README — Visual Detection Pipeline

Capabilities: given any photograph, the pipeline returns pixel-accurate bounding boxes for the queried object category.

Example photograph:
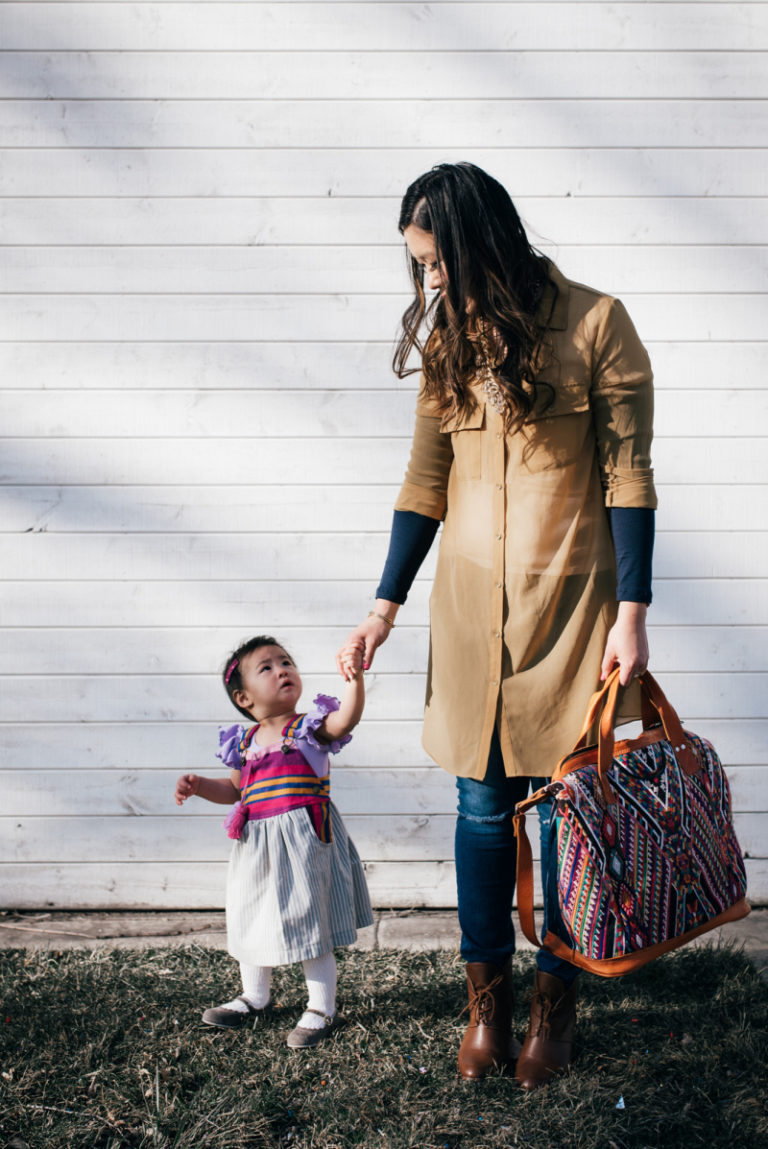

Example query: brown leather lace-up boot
[514,970,578,1091]
[457,960,515,1080]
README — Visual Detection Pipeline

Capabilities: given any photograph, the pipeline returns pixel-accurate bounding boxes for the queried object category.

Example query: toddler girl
[174,634,373,1048]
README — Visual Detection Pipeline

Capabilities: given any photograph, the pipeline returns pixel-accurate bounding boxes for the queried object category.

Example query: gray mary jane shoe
[286,1009,345,1049]
[202,996,271,1029]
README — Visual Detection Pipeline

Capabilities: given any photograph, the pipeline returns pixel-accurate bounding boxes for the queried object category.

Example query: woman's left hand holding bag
[600,601,649,686]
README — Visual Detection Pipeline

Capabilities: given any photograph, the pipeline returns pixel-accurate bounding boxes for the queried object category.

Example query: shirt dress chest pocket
[440,402,486,481]
[520,365,591,473]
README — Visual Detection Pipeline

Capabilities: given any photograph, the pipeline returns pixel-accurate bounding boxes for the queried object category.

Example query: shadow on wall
[2,7,762,766]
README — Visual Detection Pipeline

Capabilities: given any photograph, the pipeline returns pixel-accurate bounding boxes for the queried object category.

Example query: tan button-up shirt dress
[394,264,658,780]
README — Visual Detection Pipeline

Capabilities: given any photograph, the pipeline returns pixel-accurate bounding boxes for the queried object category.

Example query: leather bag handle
[556,668,700,802]
[567,667,657,757]
[553,670,622,801]
[599,669,699,790]
[512,784,558,950]
[569,668,621,754]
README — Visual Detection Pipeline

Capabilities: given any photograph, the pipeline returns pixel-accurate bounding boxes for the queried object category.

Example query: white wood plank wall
[1,2,766,910]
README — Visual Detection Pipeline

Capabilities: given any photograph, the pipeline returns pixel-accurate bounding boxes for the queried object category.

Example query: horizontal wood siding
[1,1,766,910]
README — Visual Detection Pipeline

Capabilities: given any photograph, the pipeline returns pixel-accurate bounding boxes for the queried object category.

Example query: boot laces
[460,971,504,1026]
[535,991,554,1037]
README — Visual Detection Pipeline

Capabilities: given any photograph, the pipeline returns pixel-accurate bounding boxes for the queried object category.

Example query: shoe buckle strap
[305,1008,334,1026]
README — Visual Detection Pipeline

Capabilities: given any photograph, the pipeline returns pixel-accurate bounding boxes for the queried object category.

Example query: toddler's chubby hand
[339,640,365,681]
[174,773,201,805]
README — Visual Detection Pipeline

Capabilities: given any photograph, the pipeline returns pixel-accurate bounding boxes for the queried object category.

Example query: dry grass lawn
[1,944,766,1148]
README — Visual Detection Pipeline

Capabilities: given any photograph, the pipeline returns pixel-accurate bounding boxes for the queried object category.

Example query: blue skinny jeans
[455,729,578,985]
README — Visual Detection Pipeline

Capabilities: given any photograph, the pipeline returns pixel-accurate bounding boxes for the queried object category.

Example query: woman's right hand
[336,608,397,680]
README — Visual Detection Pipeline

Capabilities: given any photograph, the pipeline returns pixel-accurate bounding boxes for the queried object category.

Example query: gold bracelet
[368,610,396,630]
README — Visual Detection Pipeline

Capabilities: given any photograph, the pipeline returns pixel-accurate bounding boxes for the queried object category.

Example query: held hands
[600,602,649,687]
[323,639,367,740]
[335,608,396,682]
[174,773,201,805]
[338,639,365,682]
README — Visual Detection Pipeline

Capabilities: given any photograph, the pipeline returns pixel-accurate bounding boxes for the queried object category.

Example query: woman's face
[403,224,447,297]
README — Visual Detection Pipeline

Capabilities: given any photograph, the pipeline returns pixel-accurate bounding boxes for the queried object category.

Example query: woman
[338,163,656,1088]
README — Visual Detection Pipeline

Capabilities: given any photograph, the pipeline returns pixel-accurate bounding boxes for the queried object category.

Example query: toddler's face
[234,645,302,720]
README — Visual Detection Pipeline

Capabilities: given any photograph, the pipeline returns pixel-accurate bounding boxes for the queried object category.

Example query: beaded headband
[224,658,239,685]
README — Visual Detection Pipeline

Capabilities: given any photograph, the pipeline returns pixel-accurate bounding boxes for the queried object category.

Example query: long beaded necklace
[475,317,508,416]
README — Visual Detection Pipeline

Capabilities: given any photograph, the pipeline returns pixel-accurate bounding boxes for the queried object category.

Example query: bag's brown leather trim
[540,899,752,978]
[513,809,542,948]
[556,726,670,777]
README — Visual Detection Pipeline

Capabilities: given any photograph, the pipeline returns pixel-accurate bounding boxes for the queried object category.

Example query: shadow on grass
[1,944,766,1149]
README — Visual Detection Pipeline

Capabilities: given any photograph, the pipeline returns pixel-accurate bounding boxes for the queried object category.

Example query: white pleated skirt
[225,802,374,966]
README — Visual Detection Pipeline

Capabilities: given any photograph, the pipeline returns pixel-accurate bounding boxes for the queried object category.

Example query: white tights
[224,953,337,1027]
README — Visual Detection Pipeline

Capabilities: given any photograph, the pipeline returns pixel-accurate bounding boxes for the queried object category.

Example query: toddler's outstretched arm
[320,643,365,742]
[174,772,241,806]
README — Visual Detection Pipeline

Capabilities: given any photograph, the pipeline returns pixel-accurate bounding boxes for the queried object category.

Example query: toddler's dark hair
[222,635,296,721]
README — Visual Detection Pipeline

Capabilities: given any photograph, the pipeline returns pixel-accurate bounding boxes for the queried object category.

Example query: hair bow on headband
[224,658,239,685]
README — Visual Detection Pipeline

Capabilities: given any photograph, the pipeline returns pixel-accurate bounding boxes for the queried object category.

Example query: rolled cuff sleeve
[591,298,658,510]
[393,410,454,521]
[602,467,657,509]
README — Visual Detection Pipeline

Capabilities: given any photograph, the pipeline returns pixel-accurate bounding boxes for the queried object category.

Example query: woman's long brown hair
[393,163,556,429]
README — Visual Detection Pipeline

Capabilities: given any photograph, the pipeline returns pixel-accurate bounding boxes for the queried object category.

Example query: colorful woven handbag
[514,668,750,976]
